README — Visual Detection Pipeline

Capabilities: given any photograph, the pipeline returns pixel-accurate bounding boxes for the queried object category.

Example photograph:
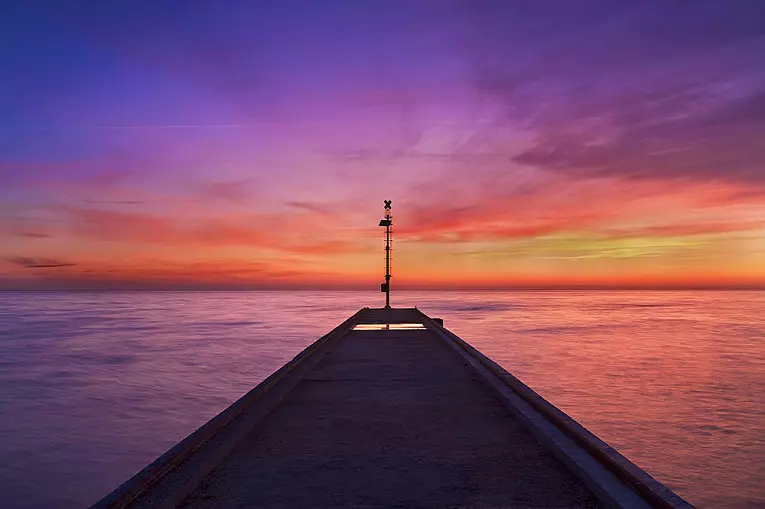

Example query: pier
[92,307,693,509]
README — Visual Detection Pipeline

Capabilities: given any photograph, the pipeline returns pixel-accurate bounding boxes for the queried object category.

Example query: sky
[1,0,764,290]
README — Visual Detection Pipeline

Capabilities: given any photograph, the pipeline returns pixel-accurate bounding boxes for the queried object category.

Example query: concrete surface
[179,308,604,508]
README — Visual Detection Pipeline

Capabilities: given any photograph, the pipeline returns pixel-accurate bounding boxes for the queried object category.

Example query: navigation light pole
[379,200,392,309]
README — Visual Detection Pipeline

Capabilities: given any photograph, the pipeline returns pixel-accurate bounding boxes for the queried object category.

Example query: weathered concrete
[179,308,603,508]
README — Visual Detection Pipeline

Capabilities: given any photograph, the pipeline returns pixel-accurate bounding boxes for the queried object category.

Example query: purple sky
[2,1,765,289]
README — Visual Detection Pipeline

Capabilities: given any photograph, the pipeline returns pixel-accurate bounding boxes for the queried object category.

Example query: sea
[0,290,763,508]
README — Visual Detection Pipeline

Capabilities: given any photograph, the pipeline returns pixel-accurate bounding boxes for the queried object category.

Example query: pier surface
[94,308,693,509]
[184,307,600,508]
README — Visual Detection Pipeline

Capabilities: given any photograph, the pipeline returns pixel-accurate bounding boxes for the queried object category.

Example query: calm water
[0,291,763,508]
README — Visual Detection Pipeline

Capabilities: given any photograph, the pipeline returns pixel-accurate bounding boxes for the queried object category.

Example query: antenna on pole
[378,200,392,309]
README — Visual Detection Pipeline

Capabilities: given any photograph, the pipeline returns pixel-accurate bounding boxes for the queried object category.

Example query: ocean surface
[0,291,763,509]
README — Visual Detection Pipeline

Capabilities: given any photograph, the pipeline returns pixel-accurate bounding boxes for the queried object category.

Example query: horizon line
[1,285,763,292]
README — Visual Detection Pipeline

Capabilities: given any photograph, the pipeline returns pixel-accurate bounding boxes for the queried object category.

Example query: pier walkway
[183,307,600,508]
[93,308,693,509]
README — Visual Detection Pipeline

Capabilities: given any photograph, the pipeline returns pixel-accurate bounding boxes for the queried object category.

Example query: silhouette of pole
[385,207,390,308]
[379,200,392,309]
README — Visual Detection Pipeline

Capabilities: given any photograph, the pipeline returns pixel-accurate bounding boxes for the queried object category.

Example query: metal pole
[385,217,391,308]
[379,200,392,309]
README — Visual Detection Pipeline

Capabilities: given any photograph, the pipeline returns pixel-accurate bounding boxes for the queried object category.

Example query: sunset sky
[1,0,764,289]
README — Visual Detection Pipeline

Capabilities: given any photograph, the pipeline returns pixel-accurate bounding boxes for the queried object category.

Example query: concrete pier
[92,308,694,509]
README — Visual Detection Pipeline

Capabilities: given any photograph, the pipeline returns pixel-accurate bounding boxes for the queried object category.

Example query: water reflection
[0,290,763,508]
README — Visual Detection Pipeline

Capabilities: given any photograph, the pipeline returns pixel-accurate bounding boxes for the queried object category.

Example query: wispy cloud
[82,198,146,205]
[6,256,76,268]
[16,231,53,238]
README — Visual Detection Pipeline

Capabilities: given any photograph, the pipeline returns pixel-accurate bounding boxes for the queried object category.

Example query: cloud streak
[6,256,76,269]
